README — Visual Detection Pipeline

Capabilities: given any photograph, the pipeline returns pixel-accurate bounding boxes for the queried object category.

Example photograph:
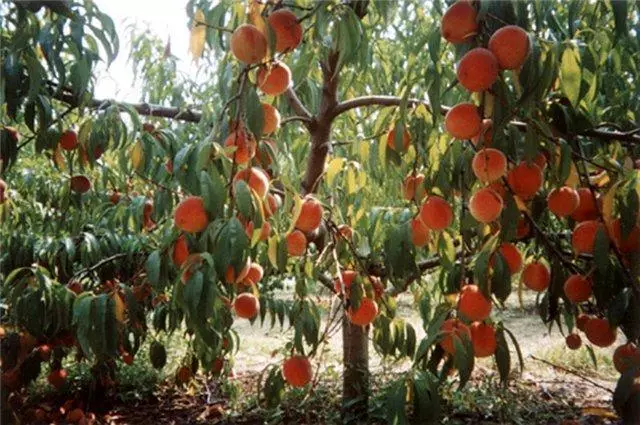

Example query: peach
[563,274,592,303]
[469,187,503,223]
[295,196,323,233]
[440,1,478,44]
[570,188,599,222]
[233,167,270,199]
[230,24,267,64]
[488,25,529,70]
[472,148,507,183]
[233,293,259,319]
[286,230,307,256]
[224,128,256,165]
[521,261,550,292]
[257,62,292,96]
[547,186,580,217]
[261,103,281,135]
[410,217,430,247]
[507,161,543,200]
[445,103,481,139]
[457,47,499,92]
[419,196,453,231]
[174,196,209,233]
[386,126,410,151]
[571,220,604,255]
[268,9,303,53]
[402,173,426,201]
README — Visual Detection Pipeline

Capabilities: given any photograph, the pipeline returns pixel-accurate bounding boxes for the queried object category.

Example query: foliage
[1,0,640,423]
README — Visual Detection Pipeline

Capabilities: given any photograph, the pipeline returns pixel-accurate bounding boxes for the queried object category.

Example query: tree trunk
[286,50,372,422]
[342,317,369,423]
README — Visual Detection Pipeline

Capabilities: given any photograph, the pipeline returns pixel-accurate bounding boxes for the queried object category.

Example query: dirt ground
[15,289,623,424]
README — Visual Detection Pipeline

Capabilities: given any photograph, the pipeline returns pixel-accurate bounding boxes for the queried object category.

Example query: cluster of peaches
[170,7,324,388]
[396,1,640,365]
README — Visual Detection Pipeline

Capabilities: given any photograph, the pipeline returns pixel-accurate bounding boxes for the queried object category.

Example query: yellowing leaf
[377,133,387,168]
[483,92,495,118]
[415,103,430,123]
[131,140,144,170]
[326,157,345,186]
[564,162,580,188]
[514,195,530,213]
[304,259,314,278]
[358,141,370,164]
[346,167,357,194]
[588,170,609,188]
[112,292,125,323]
[602,181,621,227]
[78,120,92,146]
[288,194,304,233]
[248,0,267,34]
[267,236,278,268]
[444,293,458,306]
[53,145,65,170]
[189,9,206,61]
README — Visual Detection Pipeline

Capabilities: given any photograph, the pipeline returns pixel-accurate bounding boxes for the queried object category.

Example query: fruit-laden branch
[332,95,640,144]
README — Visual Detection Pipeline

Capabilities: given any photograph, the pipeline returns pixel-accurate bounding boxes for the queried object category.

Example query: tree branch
[52,90,202,123]
[283,86,314,126]
[332,95,640,144]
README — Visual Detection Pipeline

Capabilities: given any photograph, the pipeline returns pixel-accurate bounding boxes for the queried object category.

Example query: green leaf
[145,250,161,288]
[609,0,628,40]
[149,341,167,370]
[560,46,582,107]
[437,232,455,270]
[494,326,511,385]
[386,378,408,425]
[502,326,525,373]
[234,179,254,219]
[593,227,610,275]
[500,192,519,242]
[244,86,264,138]
[184,271,204,316]
[452,334,474,389]
[613,367,638,416]
[412,371,440,424]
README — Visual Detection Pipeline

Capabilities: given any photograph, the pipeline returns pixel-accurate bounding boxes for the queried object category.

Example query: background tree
[1,0,639,424]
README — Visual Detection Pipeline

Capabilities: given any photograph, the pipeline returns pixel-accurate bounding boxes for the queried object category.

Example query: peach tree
[1,0,639,423]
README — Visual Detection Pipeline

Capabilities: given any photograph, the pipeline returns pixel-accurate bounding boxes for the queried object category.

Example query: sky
[93,0,196,103]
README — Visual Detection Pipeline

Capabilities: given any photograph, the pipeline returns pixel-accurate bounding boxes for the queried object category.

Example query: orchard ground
[20,289,619,424]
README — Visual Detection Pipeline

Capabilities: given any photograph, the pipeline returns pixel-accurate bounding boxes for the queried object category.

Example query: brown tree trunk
[288,50,372,422]
[342,317,370,423]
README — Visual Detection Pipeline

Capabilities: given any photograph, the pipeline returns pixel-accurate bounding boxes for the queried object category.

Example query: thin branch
[71,253,130,280]
[195,21,233,33]
[283,86,313,124]
[52,90,202,123]
[529,355,614,394]
[332,96,444,118]
[280,115,313,126]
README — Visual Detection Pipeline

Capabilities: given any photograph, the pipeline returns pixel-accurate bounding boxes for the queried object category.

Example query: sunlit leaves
[560,45,582,108]
[189,9,206,61]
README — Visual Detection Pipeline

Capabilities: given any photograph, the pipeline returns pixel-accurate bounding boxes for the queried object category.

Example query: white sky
[93,0,197,103]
